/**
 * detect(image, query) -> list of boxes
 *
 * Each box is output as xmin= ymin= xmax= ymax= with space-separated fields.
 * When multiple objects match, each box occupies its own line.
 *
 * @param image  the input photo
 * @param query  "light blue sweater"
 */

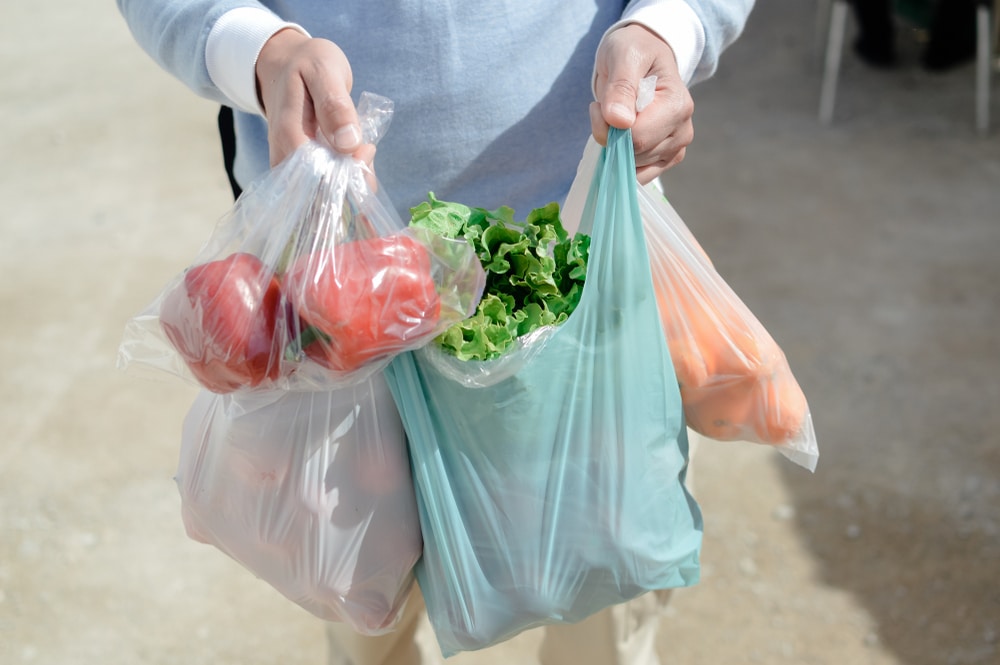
xmin=117 ymin=1 xmax=752 ymax=217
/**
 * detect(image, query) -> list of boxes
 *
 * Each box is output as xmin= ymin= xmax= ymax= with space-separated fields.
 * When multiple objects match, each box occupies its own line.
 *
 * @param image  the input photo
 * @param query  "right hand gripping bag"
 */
xmin=384 ymin=128 xmax=702 ymax=657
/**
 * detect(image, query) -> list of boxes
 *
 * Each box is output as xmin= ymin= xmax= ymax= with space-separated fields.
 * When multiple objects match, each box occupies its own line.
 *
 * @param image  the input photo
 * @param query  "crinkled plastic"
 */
xmin=639 ymin=185 xmax=819 ymax=472
xmin=176 ymin=373 xmax=420 ymax=634
xmin=384 ymin=128 xmax=702 ymax=657
xmin=118 ymin=92 xmax=485 ymax=394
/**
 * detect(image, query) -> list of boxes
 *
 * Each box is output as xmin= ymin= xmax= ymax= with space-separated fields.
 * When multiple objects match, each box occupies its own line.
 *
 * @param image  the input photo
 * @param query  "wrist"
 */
xmin=256 ymin=28 xmax=310 ymax=113
xmin=595 ymin=0 xmax=705 ymax=91
xmin=205 ymin=7 xmax=310 ymax=115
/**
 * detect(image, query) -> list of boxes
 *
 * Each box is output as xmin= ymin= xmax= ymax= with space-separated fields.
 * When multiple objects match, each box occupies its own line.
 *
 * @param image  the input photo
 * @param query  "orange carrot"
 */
xmin=649 ymin=225 xmax=808 ymax=447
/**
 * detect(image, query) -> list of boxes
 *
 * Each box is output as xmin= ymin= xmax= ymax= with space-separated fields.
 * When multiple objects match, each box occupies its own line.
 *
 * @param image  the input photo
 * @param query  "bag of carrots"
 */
xmin=637 ymin=184 xmax=819 ymax=471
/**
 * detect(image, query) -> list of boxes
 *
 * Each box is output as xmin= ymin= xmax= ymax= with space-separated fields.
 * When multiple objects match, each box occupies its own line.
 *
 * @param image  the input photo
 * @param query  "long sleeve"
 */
xmin=118 ymin=1 xmax=749 ymax=217
xmin=619 ymin=0 xmax=755 ymax=85
xmin=679 ymin=0 xmax=754 ymax=83
xmin=116 ymin=0 xmax=269 ymax=107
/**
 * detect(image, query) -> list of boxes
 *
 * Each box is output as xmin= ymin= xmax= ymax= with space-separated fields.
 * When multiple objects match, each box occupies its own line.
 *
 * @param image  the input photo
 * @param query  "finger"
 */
xmin=589 ymin=101 xmax=610 ymax=147
xmin=594 ymin=43 xmax=645 ymax=130
xmin=315 ymin=92 xmax=361 ymax=153
xmin=630 ymin=90 xmax=694 ymax=164
xmin=353 ymin=143 xmax=379 ymax=192
xmin=635 ymin=163 xmax=666 ymax=186
xmin=597 ymin=73 xmax=640 ymax=130
xmin=353 ymin=142 xmax=377 ymax=167
xmin=635 ymin=147 xmax=686 ymax=184
xmin=633 ymin=132 xmax=689 ymax=173
xmin=266 ymin=82 xmax=313 ymax=166
xmin=633 ymin=118 xmax=693 ymax=164
xmin=301 ymin=58 xmax=359 ymax=153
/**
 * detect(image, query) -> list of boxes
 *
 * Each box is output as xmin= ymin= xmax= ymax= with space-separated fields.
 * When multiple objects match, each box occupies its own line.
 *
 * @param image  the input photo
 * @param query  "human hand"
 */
xmin=591 ymin=23 xmax=695 ymax=184
xmin=255 ymin=28 xmax=370 ymax=167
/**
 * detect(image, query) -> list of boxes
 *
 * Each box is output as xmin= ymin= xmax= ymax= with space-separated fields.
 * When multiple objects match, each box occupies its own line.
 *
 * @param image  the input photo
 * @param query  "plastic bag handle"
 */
xmin=561 ymin=76 xmax=656 ymax=235
xmin=312 ymin=91 xmax=395 ymax=153
xmin=357 ymin=92 xmax=394 ymax=145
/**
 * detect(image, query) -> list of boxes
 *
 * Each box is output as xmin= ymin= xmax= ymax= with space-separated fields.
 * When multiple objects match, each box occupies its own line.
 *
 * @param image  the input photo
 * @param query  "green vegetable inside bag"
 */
xmin=409 ymin=194 xmax=590 ymax=361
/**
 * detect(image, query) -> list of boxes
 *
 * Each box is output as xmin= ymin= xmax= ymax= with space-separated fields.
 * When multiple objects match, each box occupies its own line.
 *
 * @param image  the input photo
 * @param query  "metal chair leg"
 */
xmin=976 ymin=4 xmax=991 ymax=134
xmin=815 ymin=0 xmax=833 ymax=62
xmin=820 ymin=0 xmax=850 ymax=125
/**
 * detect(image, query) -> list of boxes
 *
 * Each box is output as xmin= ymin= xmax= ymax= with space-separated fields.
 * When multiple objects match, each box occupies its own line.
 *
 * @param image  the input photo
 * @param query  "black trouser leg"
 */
xmin=848 ymin=0 xmax=899 ymax=66
xmin=922 ymin=0 xmax=978 ymax=71
xmin=217 ymin=106 xmax=243 ymax=200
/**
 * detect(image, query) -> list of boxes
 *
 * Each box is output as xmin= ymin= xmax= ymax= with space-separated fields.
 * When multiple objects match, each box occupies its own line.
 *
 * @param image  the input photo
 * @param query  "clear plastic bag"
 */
xmin=640 ymin=185 xmax=819 ymax=472
xmin=118 ymin=92 xmax=485 ymax=394
xmin=176 ymin=372 xmax=420 ymax=634
xmin=384 ymin=128 xmax=702 ymax=657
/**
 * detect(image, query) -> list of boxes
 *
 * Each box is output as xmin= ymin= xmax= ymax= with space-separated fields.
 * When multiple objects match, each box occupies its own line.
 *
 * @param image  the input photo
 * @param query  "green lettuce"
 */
xmin=409 ymin=193 xmax=590 ymax=361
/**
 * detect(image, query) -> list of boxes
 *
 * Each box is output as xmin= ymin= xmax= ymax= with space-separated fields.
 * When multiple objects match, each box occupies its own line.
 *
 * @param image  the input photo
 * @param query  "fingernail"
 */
xmin=609 ymin=102 xmax=636 ymax=123
xmin=332 ymin=124 xmax=361 ymax=151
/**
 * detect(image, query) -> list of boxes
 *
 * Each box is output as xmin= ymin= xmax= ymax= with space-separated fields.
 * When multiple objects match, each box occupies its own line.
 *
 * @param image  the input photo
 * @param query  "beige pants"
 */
xmin=325 ymin=587 xmax=673 ymax=665
xmin=325 ymin=433 xmax=700 ymax=665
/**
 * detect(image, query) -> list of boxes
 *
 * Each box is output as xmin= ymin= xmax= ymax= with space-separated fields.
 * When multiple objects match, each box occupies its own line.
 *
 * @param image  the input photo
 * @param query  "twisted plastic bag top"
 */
xmin=118 ymin=92 xmax=486 ymax=394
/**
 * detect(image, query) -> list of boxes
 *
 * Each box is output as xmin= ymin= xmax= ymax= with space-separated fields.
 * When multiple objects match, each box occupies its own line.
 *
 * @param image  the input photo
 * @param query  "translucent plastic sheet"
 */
xmin=119 ymin=93 xmax=485 ymax=394
xmin=176 ymin=373 xmax=420 ymax=634
xmin=640 ymin=187 xmax=819 ymax=472
xmin=565 ymin=136 xmax=819 ymax=472
xmin=385 ymin=128 xmax=702 ymax=657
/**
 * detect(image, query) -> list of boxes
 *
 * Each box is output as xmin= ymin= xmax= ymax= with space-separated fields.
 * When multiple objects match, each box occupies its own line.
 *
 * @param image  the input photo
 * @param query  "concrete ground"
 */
xmin=2 ymin=1 xmax=998 ymax=664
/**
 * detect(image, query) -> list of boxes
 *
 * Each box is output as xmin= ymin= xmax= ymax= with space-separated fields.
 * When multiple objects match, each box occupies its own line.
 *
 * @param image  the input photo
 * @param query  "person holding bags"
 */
xmin=115 ymin=1 xmax=756 ymax=663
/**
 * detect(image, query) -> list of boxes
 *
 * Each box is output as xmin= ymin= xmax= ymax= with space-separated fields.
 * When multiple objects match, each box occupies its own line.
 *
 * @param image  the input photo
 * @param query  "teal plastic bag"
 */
xmin=385 ymin=128 xmax=702 ymax=657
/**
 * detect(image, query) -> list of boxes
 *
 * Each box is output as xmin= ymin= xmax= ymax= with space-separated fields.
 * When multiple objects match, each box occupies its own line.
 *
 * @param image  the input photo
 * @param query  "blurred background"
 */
xmin=1 ymin=1 xmax=998 ymax=664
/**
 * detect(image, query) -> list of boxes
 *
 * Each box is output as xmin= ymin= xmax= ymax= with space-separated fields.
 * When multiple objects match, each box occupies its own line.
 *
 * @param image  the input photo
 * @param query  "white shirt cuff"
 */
xmin=597 ymin=0 xmax=706 ymax=91
xmin=206 ymin=7 xmax=311 ymax=116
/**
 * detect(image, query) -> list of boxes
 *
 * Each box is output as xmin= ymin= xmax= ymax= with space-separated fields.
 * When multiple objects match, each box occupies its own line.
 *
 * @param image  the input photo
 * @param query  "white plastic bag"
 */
xmin=640 ymin=186 xmax=819 ymax=471
xmin=176 ymin=373 xmax=420 ymax=634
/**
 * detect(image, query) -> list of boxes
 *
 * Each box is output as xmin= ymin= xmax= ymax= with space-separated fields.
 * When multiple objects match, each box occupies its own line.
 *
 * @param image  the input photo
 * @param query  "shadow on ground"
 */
xmin=673 ymin=2 xmax=1000 ymax=663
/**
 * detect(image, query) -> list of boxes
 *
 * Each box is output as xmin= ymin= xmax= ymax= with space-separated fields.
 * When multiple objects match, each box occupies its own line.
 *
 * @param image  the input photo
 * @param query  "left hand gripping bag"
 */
xmin=384 ymin=128 xmax=702 ymax=657
xmin=176 ymin=373 xmax=420 ymax=634
xmin=118 ymin=92 xmax=485 ymax=394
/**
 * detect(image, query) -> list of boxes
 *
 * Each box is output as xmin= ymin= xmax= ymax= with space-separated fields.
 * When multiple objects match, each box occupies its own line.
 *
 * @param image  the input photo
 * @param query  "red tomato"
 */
xmin=160 ymin=253 xmax=283 ymax=393
xmin=284 ymin=235 xmax=441 ymax=372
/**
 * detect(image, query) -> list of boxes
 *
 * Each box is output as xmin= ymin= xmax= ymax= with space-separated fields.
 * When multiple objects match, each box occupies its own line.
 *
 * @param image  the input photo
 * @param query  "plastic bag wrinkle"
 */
xmin=385 ymin=128 xmax=701 ymax=657
xmin=638 ymin=184 xmax=819 ymax=471
xmin=175 ymin=373 xmax=421 ymax=634
xmin=118 ymin=92 xmax=485 ymax=394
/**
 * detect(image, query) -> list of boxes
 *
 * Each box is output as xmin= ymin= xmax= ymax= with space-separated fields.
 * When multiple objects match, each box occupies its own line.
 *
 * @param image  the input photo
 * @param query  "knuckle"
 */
xmin=681 ymin=94 xmax=695 ymax=118
xmin=682 ymin=123 xmax=695 ymax=146
xmin=656 ymin=83 xmax=693 ymax=116
xmin=609 ymin=77 xmax=639 ymax=100
xmin=315 ymin=92 xmax=355 ymax=119
xmin=632 ymin=133 xmax=651 ymax=156
xmin=669 ymin=147 xmax=687 ymax=168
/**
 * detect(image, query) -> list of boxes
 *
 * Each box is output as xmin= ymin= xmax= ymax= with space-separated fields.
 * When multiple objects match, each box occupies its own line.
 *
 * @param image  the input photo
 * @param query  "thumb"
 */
xmin=314 ymin=91 xmax=362 ymax=154
xmin=597 ymin=66 xmax=642 ymax=130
